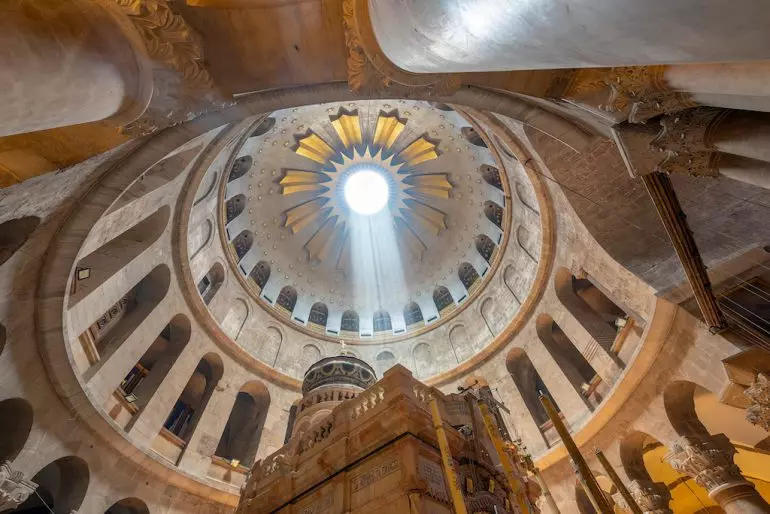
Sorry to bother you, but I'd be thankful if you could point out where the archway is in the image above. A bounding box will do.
[0,398,33,463]
[0,216,40,267]
[12,456,89,514]
[105,498,149,514]
[198,263,224,305]
[214,381,270,469]
[506,348,561,447]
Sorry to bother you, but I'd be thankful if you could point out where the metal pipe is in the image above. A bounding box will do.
[429,397,468,514]
[595,449,643,514]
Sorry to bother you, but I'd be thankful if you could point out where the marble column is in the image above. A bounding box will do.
[665,434,770,514]
[627,479,673,514]
[0,461,38,512]
[0,0,150,137]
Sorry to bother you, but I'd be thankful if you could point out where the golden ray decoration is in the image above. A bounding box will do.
[403,173,453,199]
[293,131,335,164]
[283,198,331,234]
[397,134,440,166]
[306,217,348,263]
[330,109,363,148]
[373,111,406,150]
[279,170,330,195]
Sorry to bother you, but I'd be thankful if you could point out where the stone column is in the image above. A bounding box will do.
[0,0,151,137]
[665,434,770,514]
[627,479,673,514]
[0,461,38,512]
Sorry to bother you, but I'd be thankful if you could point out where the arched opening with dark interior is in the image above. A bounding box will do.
[404,302,424,328]
[308,302,328,331]
[0,215,40,267]
[275,286,297,316]
[115,315,191,428]
[480,164,503,190]
[475,234,496,263]
[506,348,562,448]
[458,262,481,293]
[484,200,504,229]
[225,194,246,224]
[340,310,359,334]
[373,310,392,334]
[214,381,270,472]
[536,314,604,410]
[231,230,254,261]
[228,155,253,182]
[0,398,33,463]
[161,353,224,451]
[249,261,270,291]
[105,498,150,514]
[251,117,276,137]
[433,286,455,315]
[198,262,225,305]
[461,126,487,148]
[12,456,89,514]
[428,102,453,112]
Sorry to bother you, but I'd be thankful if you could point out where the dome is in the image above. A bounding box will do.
[301,354,377,395]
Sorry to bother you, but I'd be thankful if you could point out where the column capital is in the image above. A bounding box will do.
[744,372,770,432]
[664,434,749,495]
[627,479,673,514]
[0,461,38,512]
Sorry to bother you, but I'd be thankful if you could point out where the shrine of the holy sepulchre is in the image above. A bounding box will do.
[3,1,770,514]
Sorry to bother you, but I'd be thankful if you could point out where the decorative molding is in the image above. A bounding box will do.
[627,479,673,514]
[0,461,38,512]
[104,0,232,135]
[664,435,749,494]
[745,372,770,432]
[564,66,696,124]
[342,0,461,96]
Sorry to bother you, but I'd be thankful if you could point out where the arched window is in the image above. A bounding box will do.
[373,310,392,333]
[517,225,538,262]
[105,498,150,514]
[14,456,89,514]
[376,351,396,376]
[228,156,252,182]
[0,216,39,267]
[461,126,487,148]
[506,348,561,447]
[215,382,270,469]
[433,286,454,315]
[515,181,539,215]
[429,102,453,112]
[458,262,480,292]
[276,286,298,315]
[163,353,224,443]
[340,310,359,333]
[225,194,246,223]
[0,398,33,463]
[480,164,503,190]
[475,234,496,263]
[251,117,275,137]
[250,261,270,291]
[198,263,225,305]
[412,342,434,378]
[403,302,424,327]
[231,230,254,260]
[484,200,504,229]
[308,302,328,329]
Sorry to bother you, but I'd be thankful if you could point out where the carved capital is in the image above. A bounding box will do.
[565,66,695,124]
[611,491,630,511]
[0,461,38,512]
[664,435,748,494]
[744,372,770,432]
[342,0,460,97]
[627,479,673,514]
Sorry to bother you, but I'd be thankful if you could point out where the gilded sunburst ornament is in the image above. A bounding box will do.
[278,109,454,274]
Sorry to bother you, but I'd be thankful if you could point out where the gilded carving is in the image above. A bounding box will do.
[627,479,673,514]
[664,435,748,493]
[745,372,770,432]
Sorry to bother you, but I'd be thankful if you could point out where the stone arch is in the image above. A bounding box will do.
[68,206,170,307]
[189,218,213,260]
[502,264,523,304]
[458,262,480,292]
[275,286,298,316]
[251,117,276,137]
[225,194,246,224]
[0,215,40,267]
[475,233,496,263]
[412,342,434,377]
[515,181,539,215]
[215,380,270,467]
[105,498,150,514]
[404,301,423,328]
[0,398,33,463]
[480,164,503,190]
[536,313,601,411]
[228,155,253,182]
[449,325,467,355]
[375,350,397,376]
[16,456,90,514]
[461,126,487,148]
[301,344,321,371]
[516,225,538,262]
[484,200,504,229]
[340,310,360,334]
[433,286,454,315]
[249,260,271,292]
[619,430,665,483]
[506,348,560,440]
[163,352,224,445]
[373,309,392,334]
[231,230,254,261]
[222,298,249,341]
[308,302,328,329]
[198,262,225,305]
[193,169,218,207]
[480,298,496,336]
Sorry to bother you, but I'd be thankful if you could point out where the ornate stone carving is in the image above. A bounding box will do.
[627,479,673,514]
[664,435,748,493]
[342,0,460,96]
[611,491,630,511]
[745,372,770,432]
[0,461,38,512]
[104,0,231,135]
[565,66,695,124]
